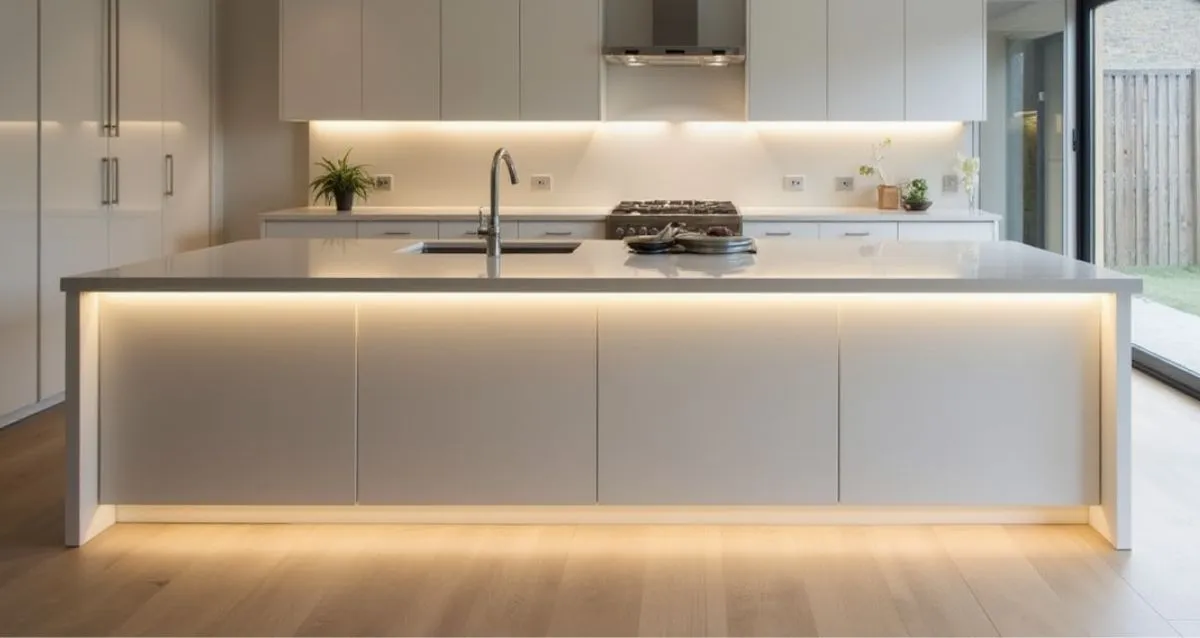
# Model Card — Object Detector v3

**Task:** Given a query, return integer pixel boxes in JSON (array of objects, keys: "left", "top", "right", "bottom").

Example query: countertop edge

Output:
[
  {"left": 258, "top": 208, "right": 1003, "bottom": 223},
  {"left": 62, "top": 278, "right": 1142, "bottom": 295}
]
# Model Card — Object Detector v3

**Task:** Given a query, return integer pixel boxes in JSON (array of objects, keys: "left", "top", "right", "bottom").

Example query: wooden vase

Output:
[{"left": 876, "top": 185, "right": 901, "bottom": 210}]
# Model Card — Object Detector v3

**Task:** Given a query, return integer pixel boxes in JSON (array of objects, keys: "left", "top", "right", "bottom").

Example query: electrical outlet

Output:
[
  {"left": 942, "top": 174, "right": 960, "bottom": 194},
  {"left": 373, "top": 174, "right": 394, "bottom": 192},
  {"left": 531, "top": 175, "right": 553, "bottom": 192},
  {"left": 783, "top": 175, "right": 806, "bottom": 192},
  {"left": 835, "top": 176, "right": 855, "bottom": 192}
]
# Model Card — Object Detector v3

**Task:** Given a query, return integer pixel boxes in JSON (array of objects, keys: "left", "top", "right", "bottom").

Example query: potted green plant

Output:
[
  {"left": 902, "top": 178, "right": 933, "bottom": 212},
  {"left": 310, "top": 150, "right": 374, "bottom": 213}
]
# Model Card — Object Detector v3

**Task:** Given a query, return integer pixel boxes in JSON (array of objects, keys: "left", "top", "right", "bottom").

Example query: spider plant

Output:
[{"left": 310, "top": 149, "right": 374, "bottom": 212}]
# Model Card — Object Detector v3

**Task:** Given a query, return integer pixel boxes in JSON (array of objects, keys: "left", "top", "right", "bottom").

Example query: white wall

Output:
[
  {"left": 310, "top": 122, "right": 972, "bottom": 208},
  {"left": 217, "top": 0, "right": 309, "bottom": 242}
]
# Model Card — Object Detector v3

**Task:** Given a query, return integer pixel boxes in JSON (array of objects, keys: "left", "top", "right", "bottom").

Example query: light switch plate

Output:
[
  {"left": 531, "top": 175, "right": 553, "bottom": 192},
  {"left": 783, "top": 175, "right": 806, "bottom": 192},
  {"left": 835, "top": 176, "right": 855, "bottom": 192},
  {"left": 942, "top": 174, "right": 960, "bottom": 193},
  {"left": 374, "top": 174, "right": 394, "bottom": 192}
]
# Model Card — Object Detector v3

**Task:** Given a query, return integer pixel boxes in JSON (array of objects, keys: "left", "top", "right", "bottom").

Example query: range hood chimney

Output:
[{"left": 604, "top": 0, "right": 745, "bottom": 67}]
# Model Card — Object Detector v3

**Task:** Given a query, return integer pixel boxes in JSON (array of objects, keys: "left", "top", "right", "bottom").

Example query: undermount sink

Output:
[{"left": 404, "top": 241, "right": 582, "bottom": 255}]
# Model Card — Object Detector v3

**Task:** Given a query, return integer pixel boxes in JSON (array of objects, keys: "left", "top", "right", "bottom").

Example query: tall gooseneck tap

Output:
[{"left": 481, "top": 148, "right": 520, "bottom": 258}]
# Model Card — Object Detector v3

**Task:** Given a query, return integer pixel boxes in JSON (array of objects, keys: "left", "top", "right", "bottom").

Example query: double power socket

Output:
[{"left": 783, "top": 174, "right": 962, "bottom": 193}]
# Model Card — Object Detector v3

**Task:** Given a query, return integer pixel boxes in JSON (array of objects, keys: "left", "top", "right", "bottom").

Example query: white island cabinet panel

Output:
[
  {"left": 363, "top": 0, "right": 441, "bottom": 120},
  {"left": 746, "top": 0, "right": 827, "bottom": 121},
  {"left": 905, "top": 0, "right": 986, "bottom": 121},
  {"left": 828, "top": 0, "right": 905, "bottom": 121},
  {"left": 839, "top": 296, "right": 1102, "bottom": 505},
  {"left": 357, "top": 296, "right": 598, "bottom": 505},
  {"left": 280, "top": 0, "right": 363, "bottom": 120},
  {"left": 98, "top": 295, "right": 358, "bottom": 505},
  {"left": 441, "top": 0, "right": 521, "bottom": 121},
  {"left": 598, "top": 298, "right": 840, "bottom": 505},
  {"left": 520, "top": 0, "right": 603, "bottom": 121}
]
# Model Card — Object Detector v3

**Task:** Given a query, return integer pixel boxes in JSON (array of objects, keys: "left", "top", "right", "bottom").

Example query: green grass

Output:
[{"left": 1119, "top": 265, "right": 1200, "bottom": 316}]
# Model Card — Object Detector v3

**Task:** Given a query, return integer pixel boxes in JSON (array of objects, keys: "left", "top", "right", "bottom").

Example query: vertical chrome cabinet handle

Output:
[
  {"left": 111, "top": 157, "right": 120, "bottom": 205},
  {"left": 114, "top": 0, "right": 121, "bottom": 137},
  {"left": 102, "top": 0, "right": 112, "bottom": 135},
  {"left": 101, "top": 158, "right": 110, "bottom": 205},
  {"left": 165, "top": 154, "right": 175, "bottom": 196}
]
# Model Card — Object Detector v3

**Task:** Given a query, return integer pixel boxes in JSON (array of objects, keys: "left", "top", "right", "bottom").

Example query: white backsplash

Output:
[{"left": 309, "top": 121, "right": 974, "bottom": 209}]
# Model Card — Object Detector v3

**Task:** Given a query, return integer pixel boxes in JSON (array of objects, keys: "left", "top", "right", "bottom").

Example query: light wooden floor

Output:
[{"left": 2, "top": 375, "right": 1199, "bottom": 637}]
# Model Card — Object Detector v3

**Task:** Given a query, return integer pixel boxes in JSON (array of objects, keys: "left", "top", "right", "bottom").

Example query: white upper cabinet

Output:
[
  {"left": 520, "top": 0, "right": 603, "bottom": 121},
  {"left": 363, "top": 0, "right": 441, "bottom": 120},
  {"left": 441, "top": 0, "right": 521, "bottom": 121},
  {"left": 905, "top": 0, "right": 986, "bottom": 121},
  {"left": 746, "top": 0, "right": 828, "bottom": 121},
  {"left": 280, "top": 0, "right": 363, "bottom": 121},
  {"left": 828, "top": 0, "right": 906, "bottom": 121}
]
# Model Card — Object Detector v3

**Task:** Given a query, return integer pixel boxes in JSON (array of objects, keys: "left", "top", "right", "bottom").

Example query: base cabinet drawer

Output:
[
  {"left": 744, "top": 222, "right": 821, "bottom": 239},
  {"left": 357, "top": 221, "right": 440, "bottom": 239},
  {"left": 898, "top": 222, "right": 997, "bottom": 241},
  {"left": 439, "top": 221, "right": 519, "bottom": 239},
  {"left": 263, "top": 221, "right": 358, "bottom": 239},
  {"left": 818, "top": 222, "right": 899, "bottom": 240},
  {"left": 518, "top": 221, "right": 606, "bottom": 240}
]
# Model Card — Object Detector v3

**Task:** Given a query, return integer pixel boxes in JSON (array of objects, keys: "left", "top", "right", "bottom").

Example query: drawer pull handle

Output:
[
  {"left": 843, "top": 232, "right": 871, "bottom": 237},
  {"left": 765, "top": 231, "right": 793, "bottom": 237},
  {"left": 544, "top": 231, "right": 574, "bottom": 237},
  {"left": 384, "top": 231, "right": 413, "bottom": 236}
]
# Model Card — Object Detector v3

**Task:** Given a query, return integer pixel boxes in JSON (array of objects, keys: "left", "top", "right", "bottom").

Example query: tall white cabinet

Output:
[
  {"left": 0, "top": 0, "right": 40, "bottom": 419},
  {"left": 34, "top": 0, "right": 213, "bottom": 407}
]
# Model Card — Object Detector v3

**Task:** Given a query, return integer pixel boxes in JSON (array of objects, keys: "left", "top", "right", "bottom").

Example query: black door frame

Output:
[{"left": 1076, "top": 0, "right": 1200, "bottom": 400}]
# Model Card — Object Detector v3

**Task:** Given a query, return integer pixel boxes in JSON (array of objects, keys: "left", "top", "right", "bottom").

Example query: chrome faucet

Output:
[{"left": 479, "top": 148, "right": 520, "bottom": 257}]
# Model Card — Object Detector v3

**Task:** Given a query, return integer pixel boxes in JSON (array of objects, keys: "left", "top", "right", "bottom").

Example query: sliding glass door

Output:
[{"left": 1088, "top": 0, "right": 1200, "bottom": 391}]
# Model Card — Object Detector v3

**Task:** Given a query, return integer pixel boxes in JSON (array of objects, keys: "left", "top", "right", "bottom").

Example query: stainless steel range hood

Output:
[{"left": 603, "top": 0, "right": 745, "bottom": 67}]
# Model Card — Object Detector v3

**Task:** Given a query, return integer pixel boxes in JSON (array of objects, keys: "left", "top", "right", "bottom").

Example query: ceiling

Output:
[{"left": 988, "top": 0, "right": 1040, "bottom": 20}]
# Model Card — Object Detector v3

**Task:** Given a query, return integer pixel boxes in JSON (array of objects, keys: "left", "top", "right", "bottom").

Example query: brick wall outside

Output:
[{"left": 1101, "top": 0, "right": 1200, "bottom": 69}]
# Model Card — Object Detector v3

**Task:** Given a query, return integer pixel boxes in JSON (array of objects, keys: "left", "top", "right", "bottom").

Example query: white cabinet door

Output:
[
  {"left": 743, "top": 221, "right": 821, "bottom": 239},
  {"left": 828, "top": 0, "right": 905, "bottom": 121},
  {"left": 598, "top": 298, "right": 840, "bottom": 505},
  {"left": 520, "top": 0, "right": 603, "bottom": 121},
  {"left": 818, "top": 222, "right": 899, "bottom": 240},
  {"left": 517, "top": 221, "right": 606, "bottom": 240},
  {"left": 439, "top": 220, "right": 519, "bottom": 239},
  {"left": 441, "top": 0, "right": 521, "bottom": 121},
  {"left": 98, "top": 295, "right": 358, "bottom": 504},
  {"left": 905, "top": 0, "right": 986, "bottom": 121},
  {"left": 108, "top": 0, "right": 165, "bottom": 269},
  {"left": 746, "top": 0, "right": 827, "bottom": 121},
  {"left": 356, "top": 221, "right": 440, "bottom": 238},
  {"left": 40, "top": 0, "right": 111, "bottom": 399},
  {"left": 280, "top": 0, "right": 363, "bottom": 120},
  {"left": 162, "top": 0, "right": 212, "bottom": 255},
  {"left": 898, "top": 222, "right": 998, "bottom": 241},
  {"left": 0, "top": 0, "right": 39, "bottom": 417},
  {"left": 839, "top": 296, "right": 1101, "bottom": 505},
  {"left": 357, "top": 296, "right": 598, "bottom": 504},
  {"left": 363, "top": 0, "right": 441, "bottom": 120},
  {"left": 263, "top": 221, "right": 358, "bottom": 238}
]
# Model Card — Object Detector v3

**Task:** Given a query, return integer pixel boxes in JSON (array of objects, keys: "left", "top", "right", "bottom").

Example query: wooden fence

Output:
[{"left": 1102, "top": 69, "right": 1200, "bottom": 267}]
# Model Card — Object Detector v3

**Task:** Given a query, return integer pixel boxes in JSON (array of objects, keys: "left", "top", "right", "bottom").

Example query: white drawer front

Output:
[
  {"left": 356, "top": 221, "right": 440, "bottom": 239},
  {"left": 263, "top": 221, "right": 358, "bottom": 239},
  {"left": 898, "top": 222, "right": 997, "bottom": 241},
  {"left": 518, "top": 221, "right": 606, "bottom": 240},
  {"left": 439, "top": 221, "right": 519, "bottom": 239},
  {"left": 744, "top": 222, "right": 821, "bottom": 239},
  {"left": 818, "top": 222, "right": 899, "bottom": 240}
]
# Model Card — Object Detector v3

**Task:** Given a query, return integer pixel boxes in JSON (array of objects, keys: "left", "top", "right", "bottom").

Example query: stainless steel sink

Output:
[{"left": 403, "top": 241, "right": 582, "bottom": 255}]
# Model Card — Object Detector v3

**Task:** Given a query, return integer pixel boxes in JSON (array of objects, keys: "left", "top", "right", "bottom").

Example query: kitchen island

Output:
[{"left": 62, "top": 239, "right": 1140, "bottom": 548}]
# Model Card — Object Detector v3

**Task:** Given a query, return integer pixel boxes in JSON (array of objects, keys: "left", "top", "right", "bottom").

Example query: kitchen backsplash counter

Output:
[{"left": 262, "top": 206, "right": 1002, "bottom": 224}]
